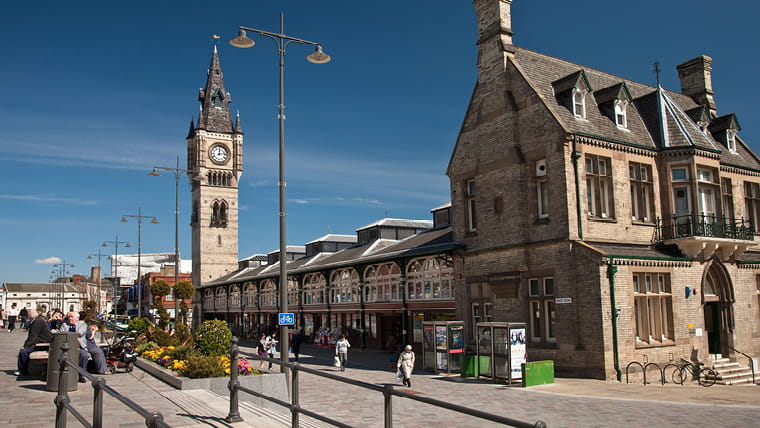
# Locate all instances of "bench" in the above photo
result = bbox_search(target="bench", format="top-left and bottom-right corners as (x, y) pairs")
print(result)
(29, 343), (50, 380)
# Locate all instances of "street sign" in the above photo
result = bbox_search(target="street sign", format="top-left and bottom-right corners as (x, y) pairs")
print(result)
(555, 297), (572, 304)
(278, 312), (295, 326)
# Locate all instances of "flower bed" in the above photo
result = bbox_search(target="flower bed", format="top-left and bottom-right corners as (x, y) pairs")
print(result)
(141, 345), (261, 377)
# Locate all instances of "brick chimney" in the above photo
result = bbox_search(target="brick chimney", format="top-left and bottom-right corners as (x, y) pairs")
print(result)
(676, 55), (717, 117)
(474, 0), (515, 79)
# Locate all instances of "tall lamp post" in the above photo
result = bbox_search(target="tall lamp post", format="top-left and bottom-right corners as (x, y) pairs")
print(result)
(230, 14), (331, 370)
(121, 208), (159, 319)
(88, 251), (109, 312)
(51, 261), (74, 311)
(102, 235), (131, 316)
(150, 156), (191, 324)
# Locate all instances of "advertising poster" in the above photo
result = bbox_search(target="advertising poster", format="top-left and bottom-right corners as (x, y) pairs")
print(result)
(449, 325), (464, 352)
(508, 327), (527, 379)
(437, 351), (448, 370)
(435, 325), (447, 349)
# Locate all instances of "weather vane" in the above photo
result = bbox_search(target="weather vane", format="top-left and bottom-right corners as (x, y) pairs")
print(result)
(212, 34), (221, 46)
(653, 61), (662, 86)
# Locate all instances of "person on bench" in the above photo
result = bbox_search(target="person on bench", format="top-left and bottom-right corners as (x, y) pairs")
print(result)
(55, 311), (109, 382)
(14, 308), (52, 376)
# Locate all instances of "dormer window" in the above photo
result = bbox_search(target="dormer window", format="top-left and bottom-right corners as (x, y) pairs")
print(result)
(614, 100), (627, 128)
(573, 89), (586, 119)
(727, 130), (737, 153)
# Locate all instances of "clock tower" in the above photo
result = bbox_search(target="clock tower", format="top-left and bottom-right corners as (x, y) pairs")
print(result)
(188, 46), (243, 288)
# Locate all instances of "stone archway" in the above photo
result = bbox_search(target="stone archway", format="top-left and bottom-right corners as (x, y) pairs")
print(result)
(701, 260), (735, 357)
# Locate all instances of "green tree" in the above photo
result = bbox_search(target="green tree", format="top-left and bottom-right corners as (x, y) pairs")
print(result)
(150, 280), (171, 330)
(173, 280), (194, 326)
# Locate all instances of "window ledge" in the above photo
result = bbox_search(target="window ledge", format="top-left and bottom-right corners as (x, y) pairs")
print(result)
(587, 217), (617, 223)
(631, 220), (656, 227)
(635, 339), (676, 349)
(534, 217), (550, 225)
(465, 231), (478, 237)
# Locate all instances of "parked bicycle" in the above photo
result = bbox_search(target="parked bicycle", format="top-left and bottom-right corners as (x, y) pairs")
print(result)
(672, 358), (716, 387)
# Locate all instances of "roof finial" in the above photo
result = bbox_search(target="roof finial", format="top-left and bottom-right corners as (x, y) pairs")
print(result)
(653, 61), (662, 86)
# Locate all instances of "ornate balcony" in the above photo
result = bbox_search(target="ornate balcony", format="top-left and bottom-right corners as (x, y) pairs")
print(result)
(655, 215), (755, 260)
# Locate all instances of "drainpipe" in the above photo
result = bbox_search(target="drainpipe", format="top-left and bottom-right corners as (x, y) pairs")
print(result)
(607, 258), (622, 381)
(572, 135), (584, 240)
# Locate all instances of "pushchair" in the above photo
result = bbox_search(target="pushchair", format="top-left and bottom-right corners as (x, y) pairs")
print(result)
(104, 332), (138, 374)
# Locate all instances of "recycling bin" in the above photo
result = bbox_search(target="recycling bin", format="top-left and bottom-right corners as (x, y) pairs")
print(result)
(46, 332), (80, 391)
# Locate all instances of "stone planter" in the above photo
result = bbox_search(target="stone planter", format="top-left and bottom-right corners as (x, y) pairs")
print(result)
(136, 357), (288, 409)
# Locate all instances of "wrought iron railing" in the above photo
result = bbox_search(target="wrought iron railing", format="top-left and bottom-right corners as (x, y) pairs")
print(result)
(226, 337), (547, 428)
(655, 214), (754, 242)
(727, 345), (756, 385)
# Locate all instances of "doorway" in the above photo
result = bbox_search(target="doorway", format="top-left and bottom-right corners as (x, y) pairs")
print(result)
(701, 261), (735, 357)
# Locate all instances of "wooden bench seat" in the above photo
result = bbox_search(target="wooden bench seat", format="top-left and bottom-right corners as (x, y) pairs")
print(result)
(29, 343), (50, 381)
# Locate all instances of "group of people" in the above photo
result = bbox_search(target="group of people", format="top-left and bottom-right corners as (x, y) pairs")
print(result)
(14, 309), (109, 381)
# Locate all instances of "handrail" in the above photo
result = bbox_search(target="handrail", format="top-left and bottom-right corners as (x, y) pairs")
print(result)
(727, 345), (756, 385)
(54, 342), (170, 428)
(226, 337), (547, 428)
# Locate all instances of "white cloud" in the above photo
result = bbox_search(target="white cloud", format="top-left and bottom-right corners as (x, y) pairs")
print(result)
(35, 257), (62, 264)
(0, 194), (98, 206)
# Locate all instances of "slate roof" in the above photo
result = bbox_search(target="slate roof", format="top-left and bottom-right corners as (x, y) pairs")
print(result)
(196, 46), (234, 134)
(356, 218), (433, 231)
(513, 47), (760, 171)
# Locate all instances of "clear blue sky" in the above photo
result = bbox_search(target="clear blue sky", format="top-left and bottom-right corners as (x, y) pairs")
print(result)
(2, 0), (758, 283)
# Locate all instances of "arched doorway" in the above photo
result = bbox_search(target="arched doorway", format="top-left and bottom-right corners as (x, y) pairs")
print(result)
(701, 260), (735, 357)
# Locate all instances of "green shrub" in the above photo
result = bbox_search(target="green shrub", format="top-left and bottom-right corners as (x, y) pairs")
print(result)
(193, 320), (232, 356)
(151, 328), (179, 347)
(174, 323), (193, 346)
(166, 344), (200, 361)
(135, 341), (159, 355)
(128, 317), (152, 335)
(184, 355), (226, 379)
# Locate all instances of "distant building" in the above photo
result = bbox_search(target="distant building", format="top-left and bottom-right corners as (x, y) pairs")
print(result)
(3, 269), (108, 315)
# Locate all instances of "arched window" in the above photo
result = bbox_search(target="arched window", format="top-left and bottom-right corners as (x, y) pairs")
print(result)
(229, 285), (241, 308)
(406, 255), (453, 300)
(614, 100), (627, 128)
(572, 88), (586, 119)
(302, 273), (325, 305)
(330, 269), (359, 303)
(243, 282), (256, 307)
(204, 289), (214, 309)
(260, 280), (277, 307)
(215, 287), (227, 308)
(364, 263), (400, 303)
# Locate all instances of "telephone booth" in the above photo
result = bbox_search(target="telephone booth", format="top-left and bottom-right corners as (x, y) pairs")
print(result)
(422, 321), (465, 374)
(476, 322), (527, 384)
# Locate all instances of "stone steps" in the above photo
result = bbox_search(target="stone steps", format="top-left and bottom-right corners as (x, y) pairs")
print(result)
(707, 355), (757, 386)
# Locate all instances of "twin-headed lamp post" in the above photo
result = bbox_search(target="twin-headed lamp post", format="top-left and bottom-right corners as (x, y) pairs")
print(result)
(120, 208), (159, 319)
(229, 14), (331, 370)
(102, 235), (130, 316)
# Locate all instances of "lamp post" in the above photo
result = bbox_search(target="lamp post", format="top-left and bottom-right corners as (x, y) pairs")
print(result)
(102, 235), (130, 316)
(121, 208), (159, 319)
(51, 261), (74, 311)
(150, 156), (191, 324)
(230, 13), (331, 370)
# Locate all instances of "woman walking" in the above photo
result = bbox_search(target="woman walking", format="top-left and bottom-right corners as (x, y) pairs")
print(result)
(266, 332), (278, 369)
(257, 333), (268, 369)
(335, 334), (351, 371)
(397, 344), (416, 387)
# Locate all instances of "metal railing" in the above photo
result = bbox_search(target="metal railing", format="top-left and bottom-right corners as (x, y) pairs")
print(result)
(727, 345), (756, 385)
(53, 342), (170, 428)
(225, 337), (547, 428)
(655, 214), (754, 242)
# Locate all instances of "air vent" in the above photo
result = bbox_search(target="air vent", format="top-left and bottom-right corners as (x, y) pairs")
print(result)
(536, 159), (547, 177)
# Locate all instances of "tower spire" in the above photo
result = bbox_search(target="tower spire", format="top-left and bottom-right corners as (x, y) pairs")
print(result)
(196, 47), (233, 132)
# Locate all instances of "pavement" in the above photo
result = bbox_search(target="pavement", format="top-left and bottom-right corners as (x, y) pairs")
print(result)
(2, 329), (759, 427)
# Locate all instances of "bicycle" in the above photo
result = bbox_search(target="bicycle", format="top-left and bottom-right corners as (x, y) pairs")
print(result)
(671, 358), (716, 387)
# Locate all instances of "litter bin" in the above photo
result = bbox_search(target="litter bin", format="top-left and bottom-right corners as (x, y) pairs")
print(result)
(461, 355), (478, 377)
(46, 332), (80, 392)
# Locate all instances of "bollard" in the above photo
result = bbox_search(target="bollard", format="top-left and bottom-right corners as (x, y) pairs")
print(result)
(384, 384), (393, 428)
(225, 336), (243, 423)
(55, 342), (71, 428)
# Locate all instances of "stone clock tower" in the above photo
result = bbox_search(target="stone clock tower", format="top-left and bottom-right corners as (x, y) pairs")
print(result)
(188, 46), (243, 287)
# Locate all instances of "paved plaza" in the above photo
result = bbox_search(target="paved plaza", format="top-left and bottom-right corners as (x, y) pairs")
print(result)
(1, 329), (759, 427)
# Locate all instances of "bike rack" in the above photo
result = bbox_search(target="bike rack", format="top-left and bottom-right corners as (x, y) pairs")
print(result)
(661, 363), (681, 385)
(625, 361), (644, 384)
(643, 362), (664, 385)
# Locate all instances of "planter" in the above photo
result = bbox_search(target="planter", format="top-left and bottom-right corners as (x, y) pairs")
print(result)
(136, 357), (288, 408)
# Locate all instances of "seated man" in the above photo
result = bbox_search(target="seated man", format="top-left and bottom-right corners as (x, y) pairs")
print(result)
(56, 311), (108, 381)
(14, 308), (52, 376)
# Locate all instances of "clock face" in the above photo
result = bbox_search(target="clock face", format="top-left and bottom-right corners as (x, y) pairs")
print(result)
(210, 145), (228, 163)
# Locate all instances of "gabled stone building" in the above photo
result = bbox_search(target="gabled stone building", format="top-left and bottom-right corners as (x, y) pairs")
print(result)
(447, 0), (760, 380)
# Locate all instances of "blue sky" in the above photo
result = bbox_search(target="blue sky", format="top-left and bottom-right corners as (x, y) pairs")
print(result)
(2, 0), (758, 284)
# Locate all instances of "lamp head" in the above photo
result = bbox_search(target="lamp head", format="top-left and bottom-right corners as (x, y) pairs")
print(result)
(120, 216), (128, 223)
(229, 29), (255, 48)
(149, 168), (162, 177)
(125, 242), (132, 248)
(151, 218), (159, 224)
(306, 45), (331, 64)
(102, 242), (108, 247)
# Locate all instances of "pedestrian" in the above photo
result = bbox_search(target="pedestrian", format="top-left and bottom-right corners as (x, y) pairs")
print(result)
(291, 329), (304, 361)
(257, 333), (268, 368)
(335, 334), (351, 371)
(397, 344), (416, 387)
(266, 332), (278, 369)
(7, 303), (19, 332)
(55, 311), (109, 381)
(15, 308), (52, 376)
(0, 304), (5, 329)
(18, 307), (28, 331)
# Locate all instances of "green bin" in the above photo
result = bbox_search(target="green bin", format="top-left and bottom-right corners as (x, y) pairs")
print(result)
(522, 360), (554, 387)
(461, 355), (478, 377)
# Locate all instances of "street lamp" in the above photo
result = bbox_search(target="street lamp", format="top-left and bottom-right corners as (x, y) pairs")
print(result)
(150, 155), (191, 324)
(51, 260), (74, 311)
(121, 208), (159, 319)
(88, 251), (109, 312)
(102, 235), (131, 316)
(230, 14), (331, 370)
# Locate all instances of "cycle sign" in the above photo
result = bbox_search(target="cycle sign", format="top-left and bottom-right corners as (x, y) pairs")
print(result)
(278, 312), (295, 326)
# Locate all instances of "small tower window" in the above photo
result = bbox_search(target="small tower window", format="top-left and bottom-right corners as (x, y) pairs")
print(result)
(614, 100), (627, 128)
(572, 89), (586, 119)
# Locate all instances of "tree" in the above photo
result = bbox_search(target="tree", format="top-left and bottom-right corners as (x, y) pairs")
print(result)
(173, 280), (194, 326)
(150, 280), (171, 330)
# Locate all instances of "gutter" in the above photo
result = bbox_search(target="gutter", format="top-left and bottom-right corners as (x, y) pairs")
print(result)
(607, 258), (622, 382)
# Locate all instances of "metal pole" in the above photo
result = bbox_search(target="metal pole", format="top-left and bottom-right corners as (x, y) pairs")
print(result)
(278, 12), (290, 371)
(174, 156), (181, 325)
(137, 208), (142, 319)
(226, 337), (243, 423)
